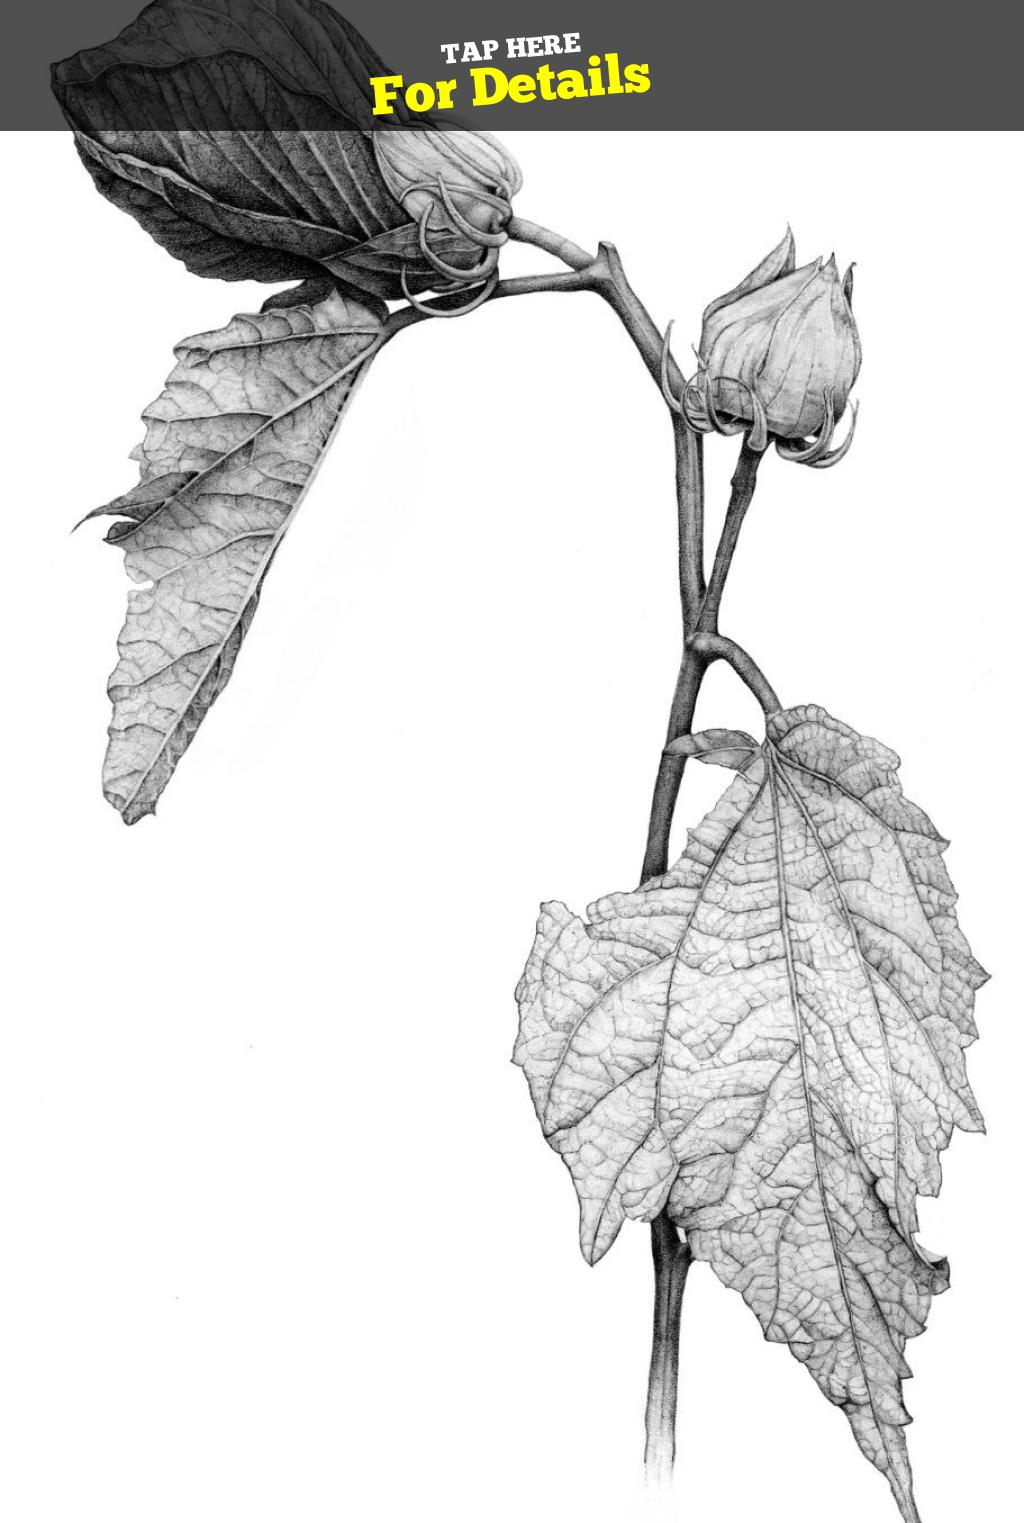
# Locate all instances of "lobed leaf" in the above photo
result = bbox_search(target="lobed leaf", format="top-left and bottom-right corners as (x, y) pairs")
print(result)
(91, 289), (383, 823)
(515, 705), (986, 1522)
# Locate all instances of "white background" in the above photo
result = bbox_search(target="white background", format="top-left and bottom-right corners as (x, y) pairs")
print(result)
(1, 131), (1020, 1522)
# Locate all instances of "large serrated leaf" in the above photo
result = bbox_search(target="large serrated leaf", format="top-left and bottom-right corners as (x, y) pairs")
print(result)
(515, 705), (986, 1522)
(91, 290), (383, 824)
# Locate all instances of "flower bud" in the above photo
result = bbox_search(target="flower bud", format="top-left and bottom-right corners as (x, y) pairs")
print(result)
(373, 128), (521, 243)
(370, 126), (522, 298)
(681, 229), (861, 467)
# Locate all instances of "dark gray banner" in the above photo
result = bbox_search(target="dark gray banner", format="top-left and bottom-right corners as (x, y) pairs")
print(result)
(9, 0), (1024, 128)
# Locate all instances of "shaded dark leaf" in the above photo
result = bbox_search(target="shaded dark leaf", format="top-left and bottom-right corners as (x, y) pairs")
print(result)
(53, 1), (520, 297)
(52, 0), (393, 131)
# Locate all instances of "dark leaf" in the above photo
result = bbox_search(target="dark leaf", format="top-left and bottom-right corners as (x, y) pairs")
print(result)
(53, 1), (519, 297)
(52, 0), (393, 130)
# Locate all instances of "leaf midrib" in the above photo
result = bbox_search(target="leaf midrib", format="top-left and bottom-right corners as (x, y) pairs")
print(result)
(772, 756), (912, 1250)
(117, 342), (378, 542)
(766, 751), (908, 1509)
(112, 347), (377, 817)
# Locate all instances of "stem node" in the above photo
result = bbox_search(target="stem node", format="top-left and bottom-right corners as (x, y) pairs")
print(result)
(688, 632), (781, 717)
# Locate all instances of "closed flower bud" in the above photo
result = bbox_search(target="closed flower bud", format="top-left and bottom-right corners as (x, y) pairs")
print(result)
(373, 127), (521, 245)
(674, 229), (861, 468)
(371, 126), (522, 303)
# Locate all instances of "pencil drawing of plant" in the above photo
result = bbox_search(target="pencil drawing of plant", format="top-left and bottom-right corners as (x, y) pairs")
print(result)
(53, 3), (986, 1519)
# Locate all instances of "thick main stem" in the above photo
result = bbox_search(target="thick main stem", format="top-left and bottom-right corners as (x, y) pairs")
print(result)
(644, 1214), (694, 1483)
(634, 438), (773, 1481)
(505, 227), (779, 1487)
(390, 222), (772, 1482)
(640, 649), (707, 883)
(506, 229), (771, 1484)
(503, 220), (712, 901)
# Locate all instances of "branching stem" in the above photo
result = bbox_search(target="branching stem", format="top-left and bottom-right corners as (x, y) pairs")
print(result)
(688, 632), (781, 716)
(385, 221), (779, 1483)
(503, 223), (777, 1483)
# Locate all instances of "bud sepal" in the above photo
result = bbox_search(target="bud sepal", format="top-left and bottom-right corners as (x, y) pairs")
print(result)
(662, 231), (861, 469)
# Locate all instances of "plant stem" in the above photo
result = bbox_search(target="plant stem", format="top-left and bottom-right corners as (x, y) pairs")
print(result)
(640, 444), (771, 882)
(701, 443), (762, 631)
(387, 225), (775, 1483)
(688, 633), (780, 715)
(640, 648), (708, 882)
(505, 216), (594, 271)
(645, 1213), (694, 1483)
(503, 224), (779, 1483)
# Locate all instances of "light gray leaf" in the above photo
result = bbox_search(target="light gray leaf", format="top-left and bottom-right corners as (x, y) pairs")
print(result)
(94, 290), (383, 824)
(515, 704), (986, 1522)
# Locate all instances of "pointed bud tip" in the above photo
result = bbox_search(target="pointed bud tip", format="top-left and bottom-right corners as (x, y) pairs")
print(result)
(701, 225), (798, 324)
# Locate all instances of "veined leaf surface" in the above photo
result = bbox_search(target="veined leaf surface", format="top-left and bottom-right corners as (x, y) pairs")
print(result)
(515, 705), (986, 1522)
(69, 131), (492, 296)
(92, 290), (383, 823)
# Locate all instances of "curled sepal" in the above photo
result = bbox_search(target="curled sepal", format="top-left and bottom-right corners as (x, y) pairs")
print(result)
(399, 265), (499, 317)
(702, 373), (747, 437)
(416, 205), (495, 286)
(704, 372), (770, 451)
(681, 377), (713, 433)
(659, 321), (686, 416)
(661, 321), (715, 435)
(739, 382), (769, 452)
(435, 177), (509, 248)
(774, 392), (858, 468)
(663, 728), (760, 771)
(807, 400), (859, 469)
(660, 334), (715, 437)
(775, 387), (837, 464)
(670, 345), (769, 451)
